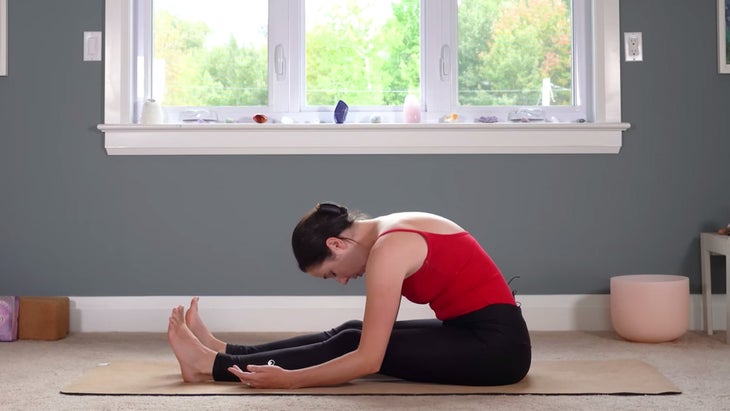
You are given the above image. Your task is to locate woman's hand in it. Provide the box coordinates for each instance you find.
[228,364,296,389]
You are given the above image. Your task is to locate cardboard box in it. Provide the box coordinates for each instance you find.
[19,297,70,340]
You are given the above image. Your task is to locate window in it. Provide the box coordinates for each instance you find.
[304,1,420,107]
[100,0,628,155]
[136,0,581,121]
[456,0,577,107]
[144,0,269,110]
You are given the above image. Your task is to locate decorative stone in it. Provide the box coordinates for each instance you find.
[253,114,268,124]
[181,110,217,123]
[441,113,459,123]
[477,115,499,123]
[334,100,348,124]
[508,107,545,122]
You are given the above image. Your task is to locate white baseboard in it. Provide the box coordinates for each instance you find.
[68,294,728,333]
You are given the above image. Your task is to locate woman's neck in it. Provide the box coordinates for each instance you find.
[347,219,380,251]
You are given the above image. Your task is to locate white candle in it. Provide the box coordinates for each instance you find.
[140,99,164,124]
[403,95,421,123]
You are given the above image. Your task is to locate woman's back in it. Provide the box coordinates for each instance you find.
[376,212,464,235]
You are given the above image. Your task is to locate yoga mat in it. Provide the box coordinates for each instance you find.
[61,359,680,396]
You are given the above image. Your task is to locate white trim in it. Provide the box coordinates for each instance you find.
[422,0,456,113]
[104,0,132,124]
[67,294,726,333]
[98,122,629,155]
[0,0,7,76]
[594,0,622,122]
[719,0,730,74]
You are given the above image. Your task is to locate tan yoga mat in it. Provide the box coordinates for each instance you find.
[60,359,680,396]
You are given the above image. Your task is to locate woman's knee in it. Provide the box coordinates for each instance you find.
[335,328,362,344]
[336,319,363,332]
[324,320,363,339]
[322,328,362,356]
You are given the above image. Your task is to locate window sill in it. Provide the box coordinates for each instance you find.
[97,122,631,155]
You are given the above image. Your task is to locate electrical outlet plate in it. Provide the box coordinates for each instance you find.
[624,32,643,62]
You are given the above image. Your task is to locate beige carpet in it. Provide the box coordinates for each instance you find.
[60,359,679,396]
[3,331,729,410]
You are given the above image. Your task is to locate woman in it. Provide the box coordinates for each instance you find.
[167,202,531,388]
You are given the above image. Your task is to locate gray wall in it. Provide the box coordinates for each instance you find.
[1,0,729,296]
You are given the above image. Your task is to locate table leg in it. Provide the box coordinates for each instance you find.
[700,243,713,336]
[726,256,730,344]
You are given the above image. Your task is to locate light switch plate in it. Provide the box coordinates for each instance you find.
[83,31,102,61]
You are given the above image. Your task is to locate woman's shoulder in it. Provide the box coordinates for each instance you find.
[376,212,465,235]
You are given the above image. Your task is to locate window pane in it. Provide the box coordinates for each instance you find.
[152,0,268,107]
[305,0,420,107]
[457,0,573,106]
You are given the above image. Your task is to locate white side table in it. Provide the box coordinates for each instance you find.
[699,232,730,343]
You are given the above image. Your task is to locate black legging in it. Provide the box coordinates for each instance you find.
[212,303,531,386]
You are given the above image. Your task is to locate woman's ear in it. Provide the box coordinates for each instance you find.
[325,237,345,251]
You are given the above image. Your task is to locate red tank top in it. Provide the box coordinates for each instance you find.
[380,229,516,320]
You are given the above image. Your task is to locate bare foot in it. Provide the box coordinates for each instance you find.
[185,297,227,352]
[167,305,217,383]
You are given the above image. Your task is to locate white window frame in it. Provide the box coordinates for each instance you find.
[0,0,7,76]
[98,0,629,155]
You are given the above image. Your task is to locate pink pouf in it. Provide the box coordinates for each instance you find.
[610,274,689,343]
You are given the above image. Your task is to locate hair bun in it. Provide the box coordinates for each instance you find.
[316,202,347,216]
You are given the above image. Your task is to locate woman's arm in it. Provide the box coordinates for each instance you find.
[229,233,426,389]
[288,242,408,387]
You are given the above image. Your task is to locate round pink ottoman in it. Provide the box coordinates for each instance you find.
[610,274,689,343]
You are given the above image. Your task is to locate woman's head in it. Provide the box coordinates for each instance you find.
[291,202,360,272]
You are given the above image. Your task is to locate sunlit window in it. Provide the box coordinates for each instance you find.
[131,0,590,123]
[457,0,573,107]
[101,0,626,155]
[305,0,420,107]
[150,0,268,108]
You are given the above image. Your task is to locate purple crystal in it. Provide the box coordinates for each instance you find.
[477,115,499,123]
[334,100,348,124]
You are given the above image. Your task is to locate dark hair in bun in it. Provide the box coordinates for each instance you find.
[291,202,359,271]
